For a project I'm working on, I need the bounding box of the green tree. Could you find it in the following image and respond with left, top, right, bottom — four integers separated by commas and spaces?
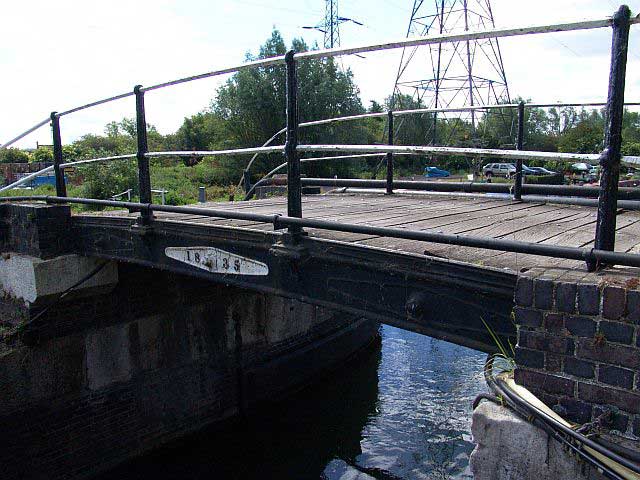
209, 30, 366, 180
32, 147, 54, 163
0, 148, 31, 163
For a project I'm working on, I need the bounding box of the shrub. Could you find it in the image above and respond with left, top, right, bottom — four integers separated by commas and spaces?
524, 173, 564, 185
0, 148, 31, 164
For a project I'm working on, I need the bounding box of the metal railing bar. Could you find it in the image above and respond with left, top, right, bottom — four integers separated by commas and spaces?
146, 146, 284, 158
244, 153, 408, 200
4, 194, 640, 268
6, 15, 640, 149
57, 91, 134, 117
296, 144, 640, 165
59, 154, 137, 168
0, 166, 55, 193
1, 117, 51, 149
293, 178, 640, 200
237, 99, 640, 191
140, 56, 286, 93
295, 17, 640, 61
139, 16, 640, 93
528, 102, 640, 108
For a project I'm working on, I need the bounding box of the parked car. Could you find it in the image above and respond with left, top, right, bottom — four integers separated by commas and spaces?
571, 162, 590, 172
586, 166, 601, 182
522, 165, 538, 175
482, 163, 516, 178
424, 166, 450, 178
527, 166, 556, 175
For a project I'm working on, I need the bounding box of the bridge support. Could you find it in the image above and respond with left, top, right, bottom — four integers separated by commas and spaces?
0, 259, 376, 480
512, 269, 640, 438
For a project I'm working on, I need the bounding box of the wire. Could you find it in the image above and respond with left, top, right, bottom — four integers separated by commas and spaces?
24, 261, 110, 328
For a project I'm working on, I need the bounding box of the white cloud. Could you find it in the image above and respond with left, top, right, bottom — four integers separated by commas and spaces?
2, 0, 639, 148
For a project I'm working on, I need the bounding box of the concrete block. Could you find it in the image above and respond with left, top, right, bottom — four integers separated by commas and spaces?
0, 253, 117, 304
470, 401, 605, 480
86, 323, 132, 390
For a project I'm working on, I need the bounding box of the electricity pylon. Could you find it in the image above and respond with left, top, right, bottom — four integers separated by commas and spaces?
303, 0, 363, 48
391, 0, 511, 145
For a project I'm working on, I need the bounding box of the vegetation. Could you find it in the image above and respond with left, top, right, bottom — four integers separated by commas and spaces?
3, 30, 640, 207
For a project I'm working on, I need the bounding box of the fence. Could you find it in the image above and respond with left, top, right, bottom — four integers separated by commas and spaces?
1, 5, 640, 271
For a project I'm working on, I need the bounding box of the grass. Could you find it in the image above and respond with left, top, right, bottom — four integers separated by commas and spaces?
482, 316, 516, 372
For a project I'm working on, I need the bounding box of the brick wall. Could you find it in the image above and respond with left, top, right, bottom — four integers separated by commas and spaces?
513, 274, 640, 438
0, 263, 377, 479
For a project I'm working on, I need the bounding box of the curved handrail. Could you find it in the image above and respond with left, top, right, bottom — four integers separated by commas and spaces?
0, 165, 54, 193
4, 13, 639, 151
244, 153, 386, 200
1, 117, 51, 149
296, 144, 640, 165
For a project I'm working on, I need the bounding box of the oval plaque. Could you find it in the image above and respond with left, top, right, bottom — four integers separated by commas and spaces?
165, 246, 269, 276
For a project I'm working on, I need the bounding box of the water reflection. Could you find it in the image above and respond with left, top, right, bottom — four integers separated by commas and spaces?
104, 325, 486, 480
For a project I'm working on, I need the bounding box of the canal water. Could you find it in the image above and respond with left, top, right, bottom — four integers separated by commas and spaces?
104, 325, 487, 479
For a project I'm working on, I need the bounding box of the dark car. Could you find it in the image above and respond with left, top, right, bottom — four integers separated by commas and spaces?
527, 166, 556, 175
424, 166, 450, 178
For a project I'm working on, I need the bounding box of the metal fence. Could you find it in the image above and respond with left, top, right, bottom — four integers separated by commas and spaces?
1, 5, 640, 271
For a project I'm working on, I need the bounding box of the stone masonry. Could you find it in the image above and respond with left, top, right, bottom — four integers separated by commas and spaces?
513, 268, 640, 439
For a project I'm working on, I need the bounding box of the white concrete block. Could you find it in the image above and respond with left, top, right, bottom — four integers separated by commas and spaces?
0, 253, 117, 304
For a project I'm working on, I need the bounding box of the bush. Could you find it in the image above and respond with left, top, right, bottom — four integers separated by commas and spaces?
78, 159, 138, 200
0, 148, 30, 164
524, 173, 564, 185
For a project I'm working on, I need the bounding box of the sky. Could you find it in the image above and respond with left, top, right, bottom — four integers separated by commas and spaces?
1, 0, 640, 148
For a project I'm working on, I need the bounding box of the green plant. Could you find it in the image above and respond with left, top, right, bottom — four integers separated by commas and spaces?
482, 317, 516, 372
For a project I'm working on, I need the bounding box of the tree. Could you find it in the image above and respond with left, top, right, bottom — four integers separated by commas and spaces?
32, 147, 54, 163
209, 30, 366, 180
0, 148, 30, 163
558, 110, 604, 154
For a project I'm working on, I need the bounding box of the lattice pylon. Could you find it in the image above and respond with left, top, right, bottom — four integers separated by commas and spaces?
391, 0, 511, 145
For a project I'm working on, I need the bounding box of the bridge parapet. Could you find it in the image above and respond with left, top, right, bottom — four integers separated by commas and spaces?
0, 202, 71, 259
513, 268, 640, 439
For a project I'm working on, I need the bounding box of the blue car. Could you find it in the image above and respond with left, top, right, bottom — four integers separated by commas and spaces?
424, 166, 450, 178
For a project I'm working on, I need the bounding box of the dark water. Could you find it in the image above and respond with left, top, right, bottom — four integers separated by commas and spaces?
105, 325, 486, 479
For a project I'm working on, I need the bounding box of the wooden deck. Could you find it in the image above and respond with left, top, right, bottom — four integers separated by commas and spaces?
91, 192, 640, 280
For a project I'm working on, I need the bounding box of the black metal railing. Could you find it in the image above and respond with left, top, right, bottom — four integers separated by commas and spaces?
1, 5, 639, 272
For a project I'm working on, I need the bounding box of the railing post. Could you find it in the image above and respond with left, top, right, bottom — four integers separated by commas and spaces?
134, 85, 153, 225
513, 101, 525, 200
243, 169, 252, 194
591, 5, 631, 271
50, 112, 67, 197
285, 50, 303, 238
386, 111, 394, 195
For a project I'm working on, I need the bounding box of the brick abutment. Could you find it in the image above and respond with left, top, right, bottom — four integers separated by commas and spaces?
513, 270, 640, 439
0, 260, 378, 479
